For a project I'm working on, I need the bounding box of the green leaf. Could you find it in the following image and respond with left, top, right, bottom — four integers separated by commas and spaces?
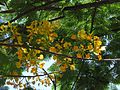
0, 51, 9, 65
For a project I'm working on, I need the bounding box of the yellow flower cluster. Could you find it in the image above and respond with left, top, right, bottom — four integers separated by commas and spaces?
70, 29, 103, 60
26, 20, 59, 43
40, 78, 51, 86
1, 21, 104, 85
0, 20, 106, 88
94, 36, 103, 60
60, 64, 67, 72
15, 47, 45, 72
53, 29, 104, 74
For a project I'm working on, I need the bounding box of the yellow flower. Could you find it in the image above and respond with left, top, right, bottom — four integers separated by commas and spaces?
64, 58, 72, 62
73, 46, 79, 51
31, 67, 37, 73
16, 62, 21, 68
35, 50, 41, 54
60, 64, 67, 72
19, 83, 23, 88
94, 36, 100, 41
63, 42, 71, 48
87, 44, 93, 50
49, 74, 54, 80
78, 29, 87, 39
42, 20, 50, 26
30, 60, 36, 65
17, 36, 22, 45
71, 34, 77, 40
38, 54, 44, 60
49, 47, 57, 52
40, 80, 44, 85
39, 62, 45, 69
81, 44, 85, 49
70, 64, 75, 70
46, 79, 51, 86
86, 35, 92, 41
21, 48, 28, 53
85, 53, 90, 59
76, 53, 82, 58
16, 49, 23, 60
36, 39, 41, 44
55, 44, 62, 49
49, 36, 54, 42
94, 48, 101, 55
98, 55, 102, 60
49, 33, 58, 37
94, 40, 102, 46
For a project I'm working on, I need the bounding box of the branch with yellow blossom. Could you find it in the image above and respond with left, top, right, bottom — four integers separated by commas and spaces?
0, 72, 56, 78
0, 43, 120, 61
0, 43, 93, 61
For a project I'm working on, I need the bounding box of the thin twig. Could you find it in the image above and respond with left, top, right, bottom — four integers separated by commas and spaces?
6, 0, 60, 24
90, 6, 97, 33
63, 0, 120, 11
4, 1, 9, 9
48, 15, 65, 22
0, 9, 15, 13
71, 60, 85, 90
0, 37, 11, 42
54, 74, 57, 90
0, 73, 53, 78
42, 68, 56, 90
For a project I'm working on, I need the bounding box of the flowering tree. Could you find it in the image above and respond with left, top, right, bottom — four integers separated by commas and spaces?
0, 0, 120, 90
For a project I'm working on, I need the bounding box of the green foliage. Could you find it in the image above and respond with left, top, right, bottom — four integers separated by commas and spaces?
107, 32, 120, 58
0, 0, 120, 90
0, 78, 6, 87
0, 52, 8, 63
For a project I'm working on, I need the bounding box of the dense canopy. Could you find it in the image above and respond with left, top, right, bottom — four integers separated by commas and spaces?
0, 0, 120, 90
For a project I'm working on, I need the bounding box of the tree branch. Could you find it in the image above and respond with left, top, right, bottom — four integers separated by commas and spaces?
111, 27, 120, 32
2, 0, 119, 24
0, 9, 15, 13
48, 15, 65, 22
0, 43, 91, 61
0, 2, 4, 6
1, 0, 60, 25
90, 6, 97, 33
63, 0, 120, 11
0, 43, 120, 61
0, 72, 53, 78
